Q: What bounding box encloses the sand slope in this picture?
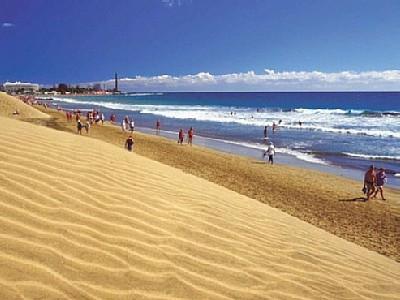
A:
[0,92,49,119]
[0,117,399,300]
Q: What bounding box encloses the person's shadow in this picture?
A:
[339,197,367,202]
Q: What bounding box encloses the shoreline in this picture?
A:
[135,125,400,190]
[26,105,400,262]
[42,94,400,188]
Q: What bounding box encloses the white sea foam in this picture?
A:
[51,97,400,139]
[209,139,329,165]
[343,152,400,161]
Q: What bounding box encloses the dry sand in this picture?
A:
[0,92,49,119]
[30,107,400,262]
[0,97,399,299]
[1,115,400,299]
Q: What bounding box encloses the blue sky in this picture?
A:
[1,0,400,90]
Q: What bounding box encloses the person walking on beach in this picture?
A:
[363,165,376,201]
[156,119,161,134]
[129,119,135,132]
[84,121,90,134]
[101,113,105,125]
[124,116,130,130]
[77,120,83,135]
[263,142,275,164]
[187,127,194,146]
[121,119,126,132]
[178,129,184,145]
[373,168,387,200]
[125,135,134,152]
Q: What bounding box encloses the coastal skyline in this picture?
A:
[2,0,400,90]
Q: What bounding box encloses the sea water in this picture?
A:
[48,92,400,187]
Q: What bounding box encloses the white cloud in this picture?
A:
[161,0,191,7]
[2,22,15,28]
[99,69,400,92]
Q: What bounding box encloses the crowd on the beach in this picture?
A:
[61,106,196,152]
[64,109,106,135]
[363,165,388,201]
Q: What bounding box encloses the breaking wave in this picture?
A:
[50,97,400,139]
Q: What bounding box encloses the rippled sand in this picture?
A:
[0,114,399,299]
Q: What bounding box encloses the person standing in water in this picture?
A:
[272,122,277,133]
[178,129,184,145]
[156,119,161,134]
[125,135,134,152]
[373,168,387,200]
[187,127,194,146]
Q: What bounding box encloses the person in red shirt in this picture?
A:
[187,127,194,146]
[178,129,184,145]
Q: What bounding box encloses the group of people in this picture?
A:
[178,127,194,146]
[67,109,105,135]
[263,121,281,139]
[86,110,105,125]
[263,124,278,164]
[121,116,135,132]
[363,165,388,201]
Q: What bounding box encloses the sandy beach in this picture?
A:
[1,94,400,299]
[30,102,400,261]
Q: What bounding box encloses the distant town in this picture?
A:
[0,73,121,96]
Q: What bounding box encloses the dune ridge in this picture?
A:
[0,92,49,119]
[0,116,400,299]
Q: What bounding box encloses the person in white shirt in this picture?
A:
[263,142,275,165]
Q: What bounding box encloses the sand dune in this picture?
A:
[0,92,49,119]
[0,116,399,299]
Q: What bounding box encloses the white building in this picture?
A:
[3,81,39,94]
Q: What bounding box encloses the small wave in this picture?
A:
[209,139,328,165]
[50,98,400,139]
[342,152,400,161]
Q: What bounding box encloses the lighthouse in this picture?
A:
[114,72,119,93]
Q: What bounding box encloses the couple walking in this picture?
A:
[178,127,194,146]
[363,165,387,201]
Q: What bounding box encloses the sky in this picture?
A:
[1,0,400,91]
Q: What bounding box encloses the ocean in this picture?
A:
[47,92,400,187]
